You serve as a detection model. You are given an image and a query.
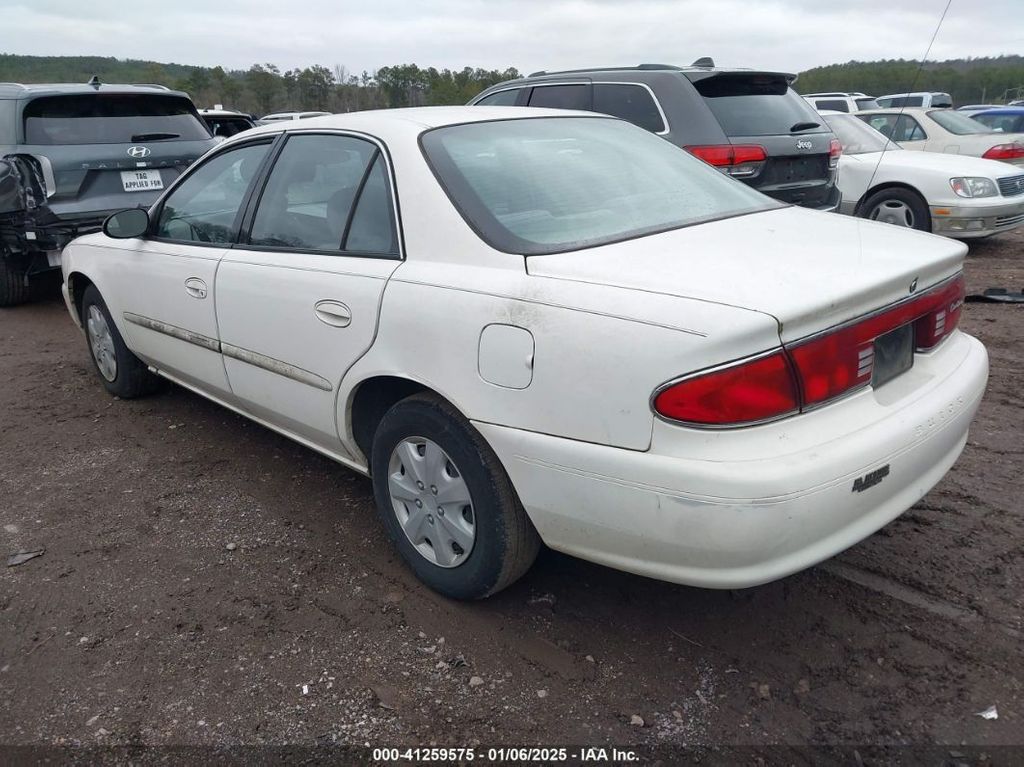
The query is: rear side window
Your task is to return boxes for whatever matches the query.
[476,89,522,106]
[692,74,827,136]
[23,94,211,145]
[528,85,591,111]
[813,99,850,113]
[931,94,953,108]
[593,84,665,133]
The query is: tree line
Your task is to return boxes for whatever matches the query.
[3,53,1024,114]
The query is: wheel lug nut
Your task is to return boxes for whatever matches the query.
[438,508,445,516]
[415,499,423,508]
[427,515,434,525]
[416,481,424,490]
[430,485,437,494]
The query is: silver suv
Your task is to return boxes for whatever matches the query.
[0,79,216,305]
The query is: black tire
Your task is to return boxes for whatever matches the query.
[371,392,540,599]
[0,258,30,307]
[858,187,931,232]
[81,284,160,398]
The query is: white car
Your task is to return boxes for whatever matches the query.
[876,92,953,109]
[803,92,880,113]
[61,107,988,599]
[857,108,1024,166]
[823,112,1024,238]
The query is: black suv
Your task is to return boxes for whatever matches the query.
[0,79,217,305]
[470,61,841,212]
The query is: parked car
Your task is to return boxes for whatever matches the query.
[803,92,880,113]
[62,107,988,599]
[257,111,331,125]
[957,104,1006,116]
[469,60,842,211]
[970,107,1024,135]
[876,92,953,108]
[0,79,217,306]
[856,108,1024,165]
[199,107,256,138]
[821,111,1024,238]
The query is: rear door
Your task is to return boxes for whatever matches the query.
[19,92,216,224]
[215,131,402,456]
[688,72,836,208]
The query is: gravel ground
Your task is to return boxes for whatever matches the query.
[0,229,1021,756]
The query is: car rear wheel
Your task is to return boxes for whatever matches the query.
[0,258,30,307]
[371,392,540,599]
[860,188,931,232]
[81,285,160,398]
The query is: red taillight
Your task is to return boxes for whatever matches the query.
[982,142,1024,161]
[653,274,965,426]
[653,351,799,426]
[829,137,842,169]
[685,144,767,178]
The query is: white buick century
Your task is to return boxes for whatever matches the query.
[61,107,989,599]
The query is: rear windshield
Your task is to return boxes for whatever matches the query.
[691,73,828,136]
[928,110,993,135]
[23,94,211,145]
[879,96,924,108]
[855,98,880,110]
[421,117,777,256]
[823,113,897,155]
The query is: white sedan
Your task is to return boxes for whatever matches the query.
[61,107,988,599]
[856,107,1024,166]
[823,112,1024,238]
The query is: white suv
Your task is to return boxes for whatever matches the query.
[803,92,880,113]
[876,92,953,108]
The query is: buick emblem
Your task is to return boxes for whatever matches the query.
[795,139,813,150]
[909,278,918,294]
[127,146,151,159]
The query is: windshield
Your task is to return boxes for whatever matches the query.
[421,117,778,255]
[928,110,994,135]
[823,113,898,154]
[23,94,211,145]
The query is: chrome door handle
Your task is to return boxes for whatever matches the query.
[184,277,208,299]
[314,300,352,328]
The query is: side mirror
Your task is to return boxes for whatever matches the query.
[103,208,150,239]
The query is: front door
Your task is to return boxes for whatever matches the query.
[109,139,274,396]
[215,132,402,456]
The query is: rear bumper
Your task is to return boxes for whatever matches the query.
[930,197,1024,238]
[477,332,988,589]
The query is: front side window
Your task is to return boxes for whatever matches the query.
[421,117,777,256]
[528,85,591,111]
[593,84,665,133]
[156,142,270,243]
[24,94,211,145]
[476,89,521,106]
[249,134,396,254]
[928,110,994,136]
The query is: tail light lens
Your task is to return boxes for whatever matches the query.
[654,274,965,426]
[685,144,768,178]
[982,142,1024,161]
[653,351,799,426]
[829,138,842,169]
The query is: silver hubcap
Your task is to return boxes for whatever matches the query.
[388,437,475,568]
[869,199,915,228]
[86,305,117,382]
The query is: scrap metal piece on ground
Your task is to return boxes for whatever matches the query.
[975,705,999,720]
[6,549,44,567]
[965,288,1024,303]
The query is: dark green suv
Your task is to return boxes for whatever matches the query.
[0,79,217,305]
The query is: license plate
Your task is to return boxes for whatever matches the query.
[872,324,913,388]
[121,169,163,192]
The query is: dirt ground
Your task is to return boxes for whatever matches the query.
[0,228,1021,758]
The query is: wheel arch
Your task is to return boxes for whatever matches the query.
[346,375,433,470]
[66,270,96,322]
[854,181,928,217]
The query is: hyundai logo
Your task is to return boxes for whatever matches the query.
[127,146,151,159]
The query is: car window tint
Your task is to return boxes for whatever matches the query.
[476,89,521,106]
[23,94,211,145]
[893,115,926,141]
[593,84,665,132]
[855,98,880,110]
[249,134,376,251]
[344,154,398,254]
[887,96,924,108]
[528,85,591,111]
[692,74,827,136]
[814,99,850,112]
[156,142,270,243]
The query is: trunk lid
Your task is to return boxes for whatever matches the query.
[526,206,965,342]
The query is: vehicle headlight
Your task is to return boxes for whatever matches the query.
[950,177,998,198]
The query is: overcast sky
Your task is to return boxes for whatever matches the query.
[3,0,1022,75]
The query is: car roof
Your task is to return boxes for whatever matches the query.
[856,107,938,115]
[973,106,1024,115]
[491,63,798,86]
[876,91,950,98]
[0,82,187,99]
